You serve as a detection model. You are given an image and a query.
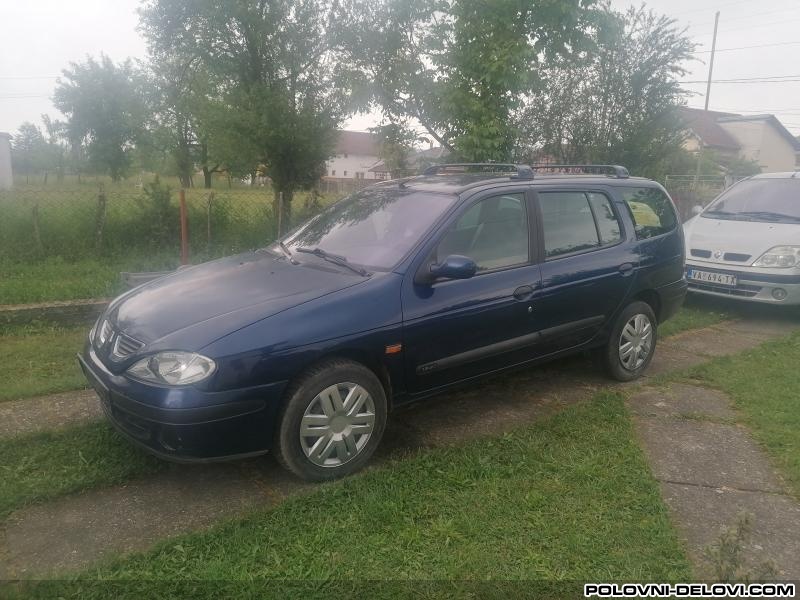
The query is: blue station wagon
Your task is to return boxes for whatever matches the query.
[79,164,687,481]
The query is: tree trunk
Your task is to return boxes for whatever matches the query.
[200,141,213,189]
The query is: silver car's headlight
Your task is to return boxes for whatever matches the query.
[127,351,216,386]
[752,246,800,268]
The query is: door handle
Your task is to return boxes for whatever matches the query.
[619,263,635,276]
[513,285,535,300]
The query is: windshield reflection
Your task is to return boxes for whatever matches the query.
[282,187,455,270]
[704,179,800,223]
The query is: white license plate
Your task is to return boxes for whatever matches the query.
[687,269,737,287]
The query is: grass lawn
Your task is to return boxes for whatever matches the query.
[659,300,730,338]
[0,256,173,305]
[0,324,88,402]
[685,332,800,496]
[26,393,689,598]
[0,421,163,520]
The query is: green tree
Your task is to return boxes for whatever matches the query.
[53,55,147,182]
[139,0,364,229]
[517,5,695,179]
[40,115,69,182]
[347,0,599,162]
[371,123,419,177]
[10,122,48,180]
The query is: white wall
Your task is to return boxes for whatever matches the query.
[0,133,12,189]
[326,153,380,179]
[719,120,797,173]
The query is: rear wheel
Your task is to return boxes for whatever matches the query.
[604,301,657,381]
[273,359,387,481]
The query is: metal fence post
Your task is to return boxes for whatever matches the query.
[179,189,189,265]
[31,200,43,255]
[94,185,107,251]
[277,191,283,237]
[206,191,215,254]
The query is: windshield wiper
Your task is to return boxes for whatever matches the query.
[737,211,800,223]
[703,209,743,220]
[274,240,298,264]
[296,247,369,276]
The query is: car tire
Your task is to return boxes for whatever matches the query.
[604,300,658,382]
[273,359,388,482]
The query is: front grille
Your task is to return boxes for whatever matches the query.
[690,249,752,263]
[112,333,144,359]
[690,249,712,258]
[723,252,751,262]
[688,280,762,297]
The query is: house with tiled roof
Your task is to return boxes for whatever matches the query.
[679,107,800,172]
[324,131,385,182]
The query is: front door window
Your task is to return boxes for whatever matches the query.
[436,193,529,271]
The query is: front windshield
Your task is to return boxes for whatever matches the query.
[280,187,456,270]
[703,178,800,222]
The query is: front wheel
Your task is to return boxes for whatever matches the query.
[273,359,387,482]
[604,301,657,382]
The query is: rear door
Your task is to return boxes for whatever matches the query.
[531,187,638,352]
[401,187,542,393]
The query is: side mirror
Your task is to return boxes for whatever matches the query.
[691,204,703,216]
[418,254,477,284]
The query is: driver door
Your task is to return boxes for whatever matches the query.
[401,189,542,393]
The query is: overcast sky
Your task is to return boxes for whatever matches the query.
[1,0,798,137]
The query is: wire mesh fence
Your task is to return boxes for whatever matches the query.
[0,186,337,266]
[663,175,736,222]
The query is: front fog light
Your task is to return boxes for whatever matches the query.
[772,288,788,301]
[128,351,216,385]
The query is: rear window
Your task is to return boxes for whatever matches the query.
[619,187,677,239]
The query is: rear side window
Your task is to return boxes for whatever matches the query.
[619,187,677,239]
[588,192,622,245]
[539,191,622,258]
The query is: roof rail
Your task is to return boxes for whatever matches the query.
[530,164,630,179]
[422,163,534,180]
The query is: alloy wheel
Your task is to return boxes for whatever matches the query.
[299,382,376,467]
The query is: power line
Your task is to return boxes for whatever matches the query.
[693,40,800,54]
[687,107,800,115]
[691,15,800,35]
[682,79,800,84]
[711,6,799,24]
[671,0,770,17]
[680,74,800,84]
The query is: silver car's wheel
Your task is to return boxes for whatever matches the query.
[299,382,376,468]
[618,313,653,371]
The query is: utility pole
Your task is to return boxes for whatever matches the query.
[693,10,721,190]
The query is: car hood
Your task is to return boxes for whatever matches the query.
[684,216,800,264]
[110,251,366,349]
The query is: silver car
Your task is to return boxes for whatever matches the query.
[683,172,800,304]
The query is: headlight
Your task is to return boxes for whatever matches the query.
[752,246,800,268]
[127,351,216,386]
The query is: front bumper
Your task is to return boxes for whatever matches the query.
[78,344,288,462]
[685,262,800,305]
